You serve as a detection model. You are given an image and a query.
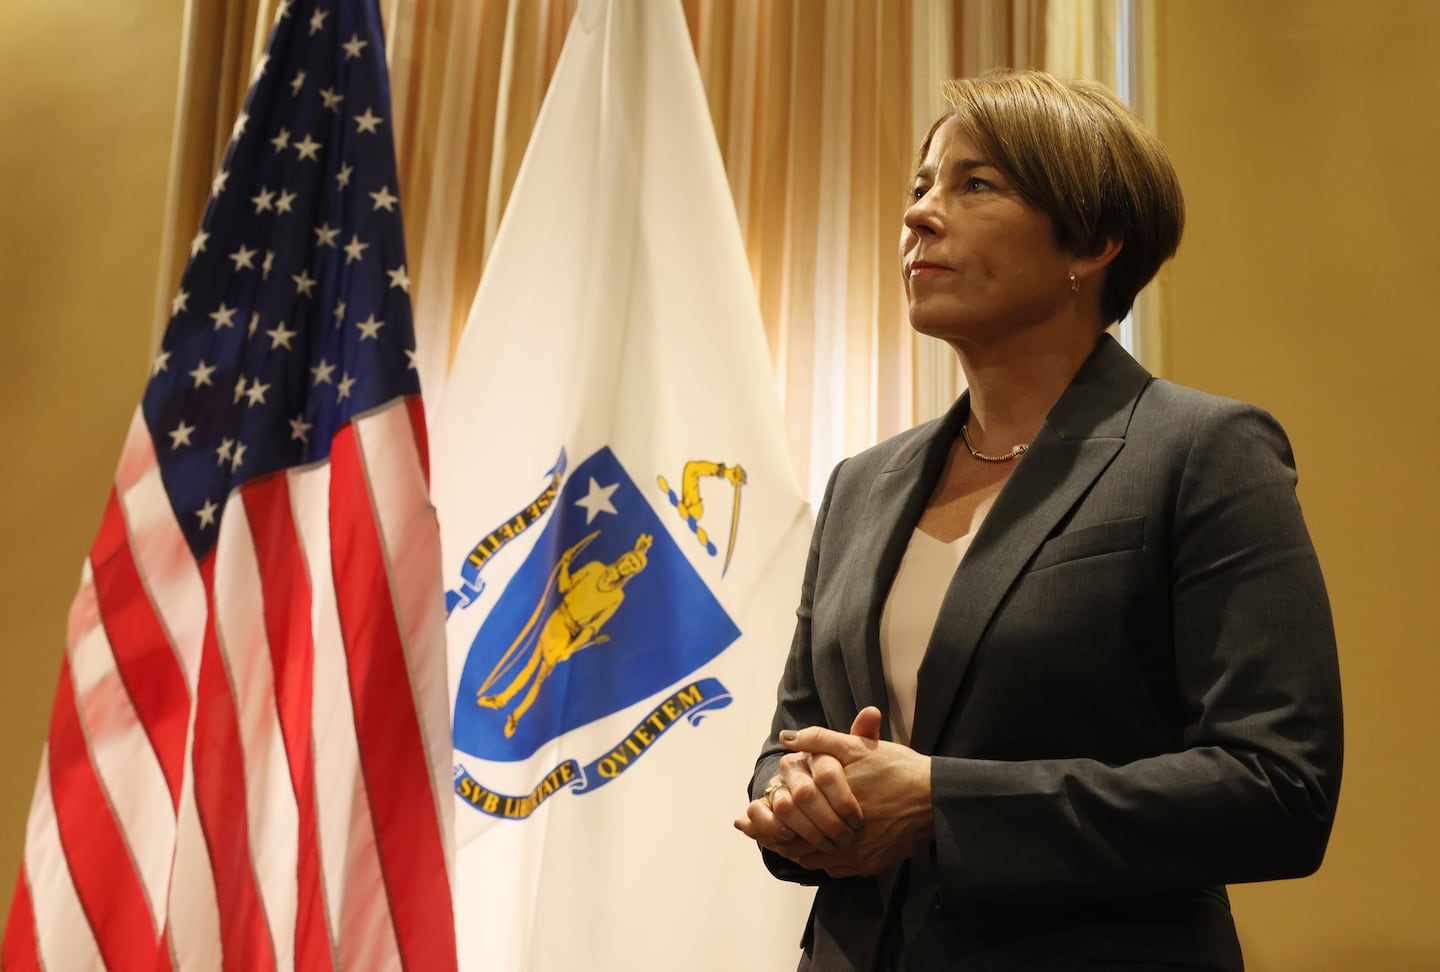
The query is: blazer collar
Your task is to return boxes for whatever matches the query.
[845,335,1153,752]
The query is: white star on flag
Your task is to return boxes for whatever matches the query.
[168,420,195,450]
[355,108,383,133]
[244,379,271,406]
[229,244,258,270]
[292,269,317,297]
[294,133,322,160]
[574,477,620,524]
[266,322,298,350]
[356,314,384,341]
[209,303,238,329]
[188,360,216,388]
[369,185,398,211]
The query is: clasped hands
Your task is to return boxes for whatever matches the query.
[733,706,934,879]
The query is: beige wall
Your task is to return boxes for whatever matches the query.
[2,0,1437,964]
[1154,1,1440,967]
[0,0,182,922]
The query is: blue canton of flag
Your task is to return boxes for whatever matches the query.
[143,0,417,558]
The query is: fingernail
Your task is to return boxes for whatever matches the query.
[779,730,798,743]
[820,838,838,853]
[836,831,855,848]
[778,828,795,841]
[847,816,863,832]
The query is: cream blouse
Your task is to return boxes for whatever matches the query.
[879,529,971,746]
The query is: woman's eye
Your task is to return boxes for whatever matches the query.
[965,177,991,192]
[910,185,929,201]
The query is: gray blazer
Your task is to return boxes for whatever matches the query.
[751,336,1343,971]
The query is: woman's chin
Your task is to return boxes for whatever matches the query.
[907,311,965,343]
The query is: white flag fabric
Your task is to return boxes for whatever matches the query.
[431,0,814,968]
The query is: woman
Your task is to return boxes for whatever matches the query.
[734,70,1343,970]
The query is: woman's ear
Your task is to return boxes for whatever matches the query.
[1072,236,1123,284]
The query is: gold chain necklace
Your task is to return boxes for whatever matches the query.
[959,423,1028,463]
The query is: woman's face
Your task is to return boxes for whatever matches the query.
[900,117,1073,344]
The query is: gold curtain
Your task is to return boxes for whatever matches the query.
[152,0,1122,496]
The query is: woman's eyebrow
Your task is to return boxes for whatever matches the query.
[912,157,997,181]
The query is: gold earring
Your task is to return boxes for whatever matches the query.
[1068,271,1079,294]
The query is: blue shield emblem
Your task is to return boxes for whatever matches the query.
[453,447,740,762]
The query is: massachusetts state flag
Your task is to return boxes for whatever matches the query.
[3,1,457,969]
[432,1,814,968]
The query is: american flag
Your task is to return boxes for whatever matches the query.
[3,1,457,969]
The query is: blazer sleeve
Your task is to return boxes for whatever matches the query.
[749,461,844,887]
[929,400,1344,905]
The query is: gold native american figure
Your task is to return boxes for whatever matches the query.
[475,531,652,738]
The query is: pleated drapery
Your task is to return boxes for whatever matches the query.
[151,0,1124,498]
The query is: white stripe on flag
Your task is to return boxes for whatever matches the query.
[354,404,453,867]
[117,413,207,692]
[211,506,300,970]
[288,461,403,971]
[67,561,174,931]
[22,751,106,971]
[165,762,224,972]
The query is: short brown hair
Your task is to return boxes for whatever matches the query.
[920,70,1184,327]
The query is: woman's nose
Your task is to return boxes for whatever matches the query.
[903,195,942,236]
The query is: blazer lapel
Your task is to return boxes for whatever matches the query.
[907,336,1153,754]
[840,396,970,734]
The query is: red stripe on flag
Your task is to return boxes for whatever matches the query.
[242,478,333,972]
[153,929,176,972]
[405,395,430,483]
[2,870,40,972]
[91,488,190,807]
[46,660,158,971]
[190,556,278,972]
[328,421,456,972]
